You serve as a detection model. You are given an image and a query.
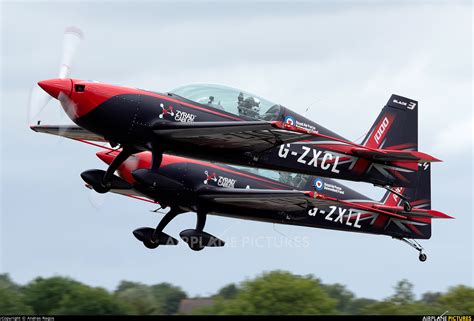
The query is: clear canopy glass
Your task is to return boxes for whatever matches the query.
[232,166,312,190]
[170,84,282,120]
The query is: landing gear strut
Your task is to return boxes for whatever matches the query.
[403,201,412,212]
[151,142,163,170]
[396,237,427,262]
[84,146,136,193]
[382,185,412,212]
[179,210,225,251]
[133,207,181,249]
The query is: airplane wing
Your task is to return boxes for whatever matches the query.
[85,183,158,204]
[32,122,439,163]
[30,124,105,142]
[198,187,452,220]
[153,121,312,152]
[197,187,409,219]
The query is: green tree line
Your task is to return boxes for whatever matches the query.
[0,271,472,315]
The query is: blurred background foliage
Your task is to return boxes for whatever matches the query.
[0,271,472,315]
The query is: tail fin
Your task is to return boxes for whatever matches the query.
[379,163,434,239]
[380,162,431,209]
[362,94,418,151]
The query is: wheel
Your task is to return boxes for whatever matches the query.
[419,253,427,262]
[143,239,159,249]
[403,201,412,212]
[189,244,204,252]
[92,182,110,194]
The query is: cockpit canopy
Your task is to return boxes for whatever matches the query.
[170,84,283,121]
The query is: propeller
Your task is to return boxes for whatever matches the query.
[28,27,84,123]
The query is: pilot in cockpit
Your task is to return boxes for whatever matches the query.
[207,95,223,110]
[237,92,261,119]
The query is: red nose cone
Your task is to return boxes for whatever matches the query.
[96,150,117,165]
[38,78,72,99]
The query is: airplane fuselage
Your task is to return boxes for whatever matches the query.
[101,151,430,240]
[73,88,410,187]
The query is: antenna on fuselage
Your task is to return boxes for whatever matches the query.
[304,97,327,117]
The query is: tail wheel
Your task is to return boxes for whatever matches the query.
[418,253,427,262]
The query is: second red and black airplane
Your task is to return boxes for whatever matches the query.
[73,144,449,262]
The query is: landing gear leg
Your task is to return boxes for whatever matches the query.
[395,237,427,262]
[179,209,225,251]
[93,146,135,193]
[382,185,412,212]
[149,208,180,245]
[196,210,207,232]
[188,210,207,251]
[133,208,180,249]
[403,201,412,212]
[151,143,163,170]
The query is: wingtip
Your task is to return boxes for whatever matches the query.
[428,210,454,219]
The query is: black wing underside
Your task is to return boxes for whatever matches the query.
[153,121,311,152]
[199,189,312,211]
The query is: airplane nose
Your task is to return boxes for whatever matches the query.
[38,78,72,99]
[96,150,116,165]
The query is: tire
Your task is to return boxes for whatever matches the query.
[419,253,427,262]
[143,239,159,249]
[92,182,110,194]
[189,244,204,252]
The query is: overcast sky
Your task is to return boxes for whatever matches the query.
[1,1,472,300]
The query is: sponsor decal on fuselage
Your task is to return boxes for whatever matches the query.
[312,178,345,195]
[159,103,196,122]
[284,115,316,131]
[278,144,340,174]
[203,170,236,188]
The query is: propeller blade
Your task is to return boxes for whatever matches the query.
[28,27,83,124]
[87,184,107,209]
[27,85,51,123]
[58,91,78,122]
[58,27,83,79]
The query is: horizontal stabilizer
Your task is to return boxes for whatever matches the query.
[272,121,441,163]
[372,204,453,219]
[350,148,441,163]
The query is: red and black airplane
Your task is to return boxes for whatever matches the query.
[29,29,441,213]
[69,142,449,262]
[32,83,440,213]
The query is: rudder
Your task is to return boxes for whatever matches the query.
[380,162,431,209]
[362,94,418,151]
